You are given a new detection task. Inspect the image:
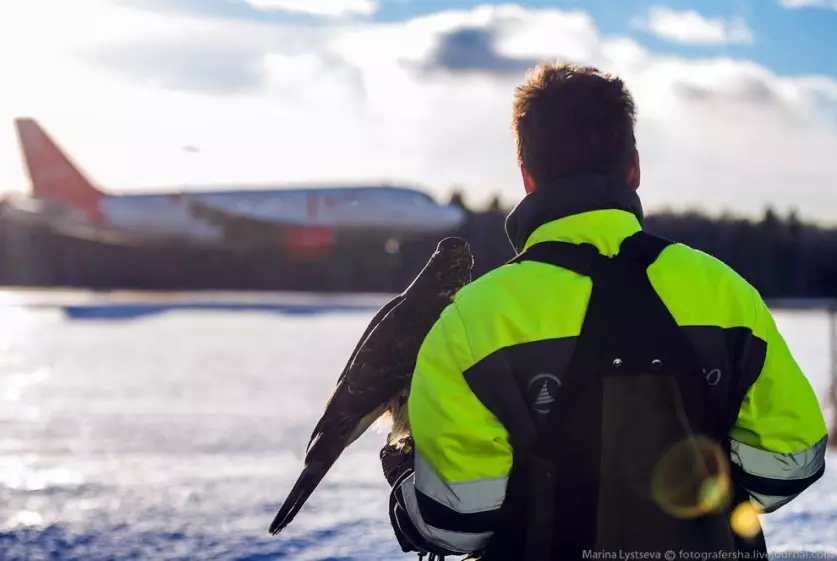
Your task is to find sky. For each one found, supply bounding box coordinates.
[0,0,836,222]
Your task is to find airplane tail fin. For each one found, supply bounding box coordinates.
[15,117,105,221]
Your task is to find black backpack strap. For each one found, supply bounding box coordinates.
[508,241,602,277]
[508,231,674,277]
[495,242,605,561]
[617,231,731,437]
[615,230,675,269]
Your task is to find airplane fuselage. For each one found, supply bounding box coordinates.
[11,117,467,247]
[97,185,465,242]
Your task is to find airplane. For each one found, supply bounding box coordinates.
[3,118,466,253]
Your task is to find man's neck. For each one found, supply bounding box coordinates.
[504,174,644,253]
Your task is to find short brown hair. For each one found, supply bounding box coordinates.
[512,63,637,185]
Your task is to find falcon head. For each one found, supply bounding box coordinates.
[428,236,474,296]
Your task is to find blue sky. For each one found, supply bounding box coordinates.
[1,0,836,221]
[119,0,837,77]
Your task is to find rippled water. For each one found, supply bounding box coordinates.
[0,304,835,560]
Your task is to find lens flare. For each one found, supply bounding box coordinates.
[730,501,763,538]
[651,435,732,518]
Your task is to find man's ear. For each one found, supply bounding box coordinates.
[522,167,537,195]
[627,149,640,190]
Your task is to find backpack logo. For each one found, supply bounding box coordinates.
[527,373,561,415]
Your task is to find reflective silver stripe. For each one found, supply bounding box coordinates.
[731,436,827,512]
[414,451,508,514]
[730,436,827,482]
[399,474,493,554]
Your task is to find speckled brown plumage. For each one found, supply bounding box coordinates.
[269,237,474,536]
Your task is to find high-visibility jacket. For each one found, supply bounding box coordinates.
[389,174,827,558]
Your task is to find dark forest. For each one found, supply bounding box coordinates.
[1,196,836,299]
[447,195,837,300]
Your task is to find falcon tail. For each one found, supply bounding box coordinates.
[269,463,329,535]
[270,408,385,535]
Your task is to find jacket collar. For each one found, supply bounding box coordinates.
[504,174,645,254]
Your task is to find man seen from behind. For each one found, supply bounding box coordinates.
[379,63,828,561]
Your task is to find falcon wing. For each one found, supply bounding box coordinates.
[345,345,414,400]
[334,293,405,388]
[304,349,414,461]
[342,301,418,400]
[304,295,408,454]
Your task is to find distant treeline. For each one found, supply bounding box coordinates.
[1,196,835,298]
[645,209,837,299]
[435,197,837,300]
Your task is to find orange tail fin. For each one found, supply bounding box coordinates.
[15,118,105,222]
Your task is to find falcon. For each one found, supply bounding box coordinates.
[268,236,474,536]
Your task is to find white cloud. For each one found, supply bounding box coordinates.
[779,0,837,8]
[244,0,379,17]
[0,1,836,223]
[633,5,755,45]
